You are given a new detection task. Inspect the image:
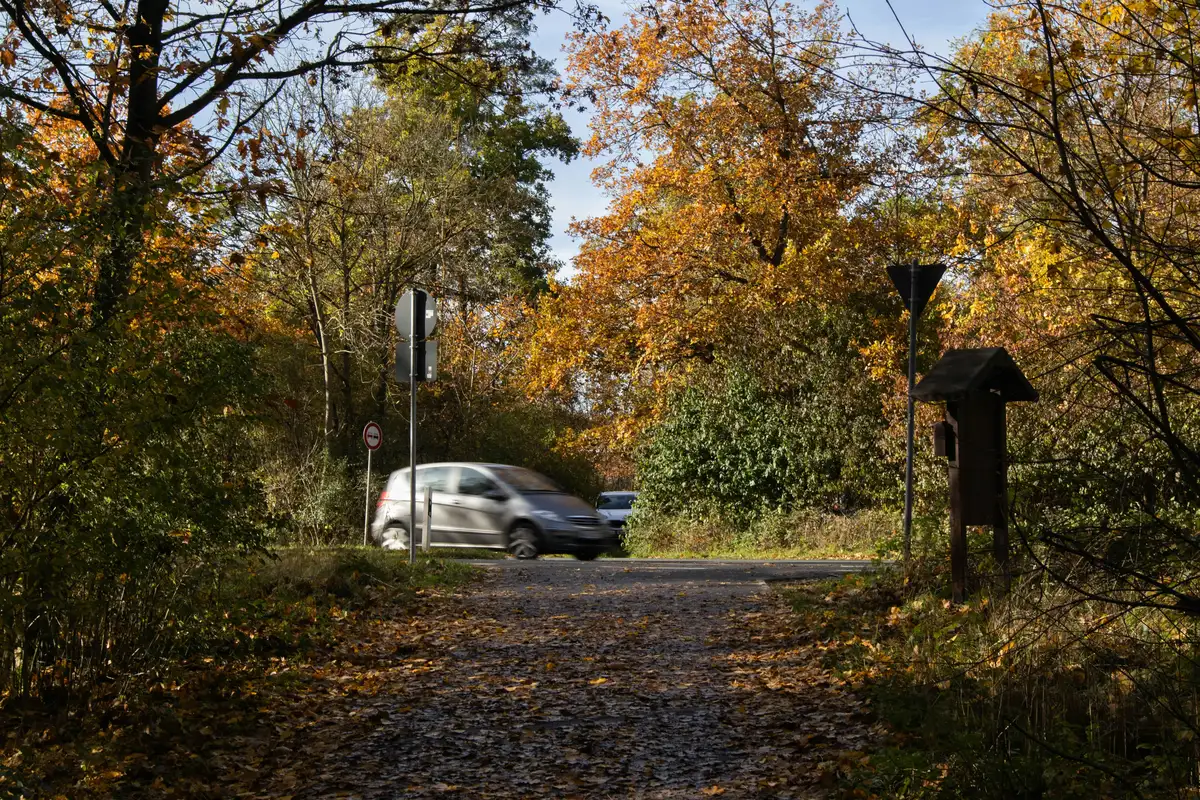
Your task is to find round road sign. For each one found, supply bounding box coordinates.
[394,289,438,340]
[362,421,382,451]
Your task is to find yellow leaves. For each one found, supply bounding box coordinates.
[1101,2,1127,26]
[550,0,876,415]
[503,682,538,692]
[588,676,609,685]
[1015,67,1048,97]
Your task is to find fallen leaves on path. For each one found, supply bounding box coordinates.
[207,567,882,799]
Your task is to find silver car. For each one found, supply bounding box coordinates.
[370,463,616,560]
[597,491,638,529]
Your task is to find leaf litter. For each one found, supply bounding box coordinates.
[212,566,881,799]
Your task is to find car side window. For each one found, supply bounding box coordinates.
[416,466,452,492]
[388,470,413,494]
[458,468,500,497]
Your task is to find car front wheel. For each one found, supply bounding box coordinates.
[508,524,540,559]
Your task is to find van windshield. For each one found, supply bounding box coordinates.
[492,466,561,494]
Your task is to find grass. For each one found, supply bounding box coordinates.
[623,544,875,560]
[426,546,509,559]
[186,546,479,655]
[350,545,509,560]
[622,507,898,560]
[778,563,1200,799]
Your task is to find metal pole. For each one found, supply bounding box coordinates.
[363,447,372,547]
[423,484,432,552]
[902,260,918,570]
[409,291,417,566]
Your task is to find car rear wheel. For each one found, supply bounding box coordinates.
[381,523,410,550]
[508,524,539,559]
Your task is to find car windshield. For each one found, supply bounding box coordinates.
[598,494,636,510]
[492,466,561,493]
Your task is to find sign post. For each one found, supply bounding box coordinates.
[394,289,438,564]
[362,421,382,546]
[887,261,946,571]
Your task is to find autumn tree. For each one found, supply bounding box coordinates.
[0,0,575,325]
[0,113,267,701]
[229,16,586,537]
[862,0,1200,611]
[530,0,911,502]
[237,82,477,453]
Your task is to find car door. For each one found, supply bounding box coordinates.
[444,466,507,547]
[412,465,459,545]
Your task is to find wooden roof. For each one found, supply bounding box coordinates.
[912,347,1039,403]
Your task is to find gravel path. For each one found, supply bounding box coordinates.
[261,560,878,799]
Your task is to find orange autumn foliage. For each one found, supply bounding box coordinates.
[530,0,888,452]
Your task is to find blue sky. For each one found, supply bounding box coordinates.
[529,0,994,270]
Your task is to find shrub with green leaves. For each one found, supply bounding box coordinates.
[636,303,894,518]
[0,323,269,703]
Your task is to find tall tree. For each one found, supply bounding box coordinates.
[239,82,479,451]
[0,0,565,323]
[239,14,577,469]
[530,0,889,473]
[378,10,578,300]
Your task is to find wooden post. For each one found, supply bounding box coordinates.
[947,400,968,603]
[993,403,1011,594]
[949,463,968,604]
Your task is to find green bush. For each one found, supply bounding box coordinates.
[259,448,363,546]
[0,325,269,705]
[635,302,896,521]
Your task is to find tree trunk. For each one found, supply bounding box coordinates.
[94,0,169,324]
[341,223,354,443]
[307,267,334,450]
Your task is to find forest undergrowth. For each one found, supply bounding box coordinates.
[0,550,476,798]
[782,561,1200,800]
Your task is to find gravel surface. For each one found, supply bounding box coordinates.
[267,559,879,799]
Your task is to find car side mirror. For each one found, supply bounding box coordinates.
[483,488,507,502]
